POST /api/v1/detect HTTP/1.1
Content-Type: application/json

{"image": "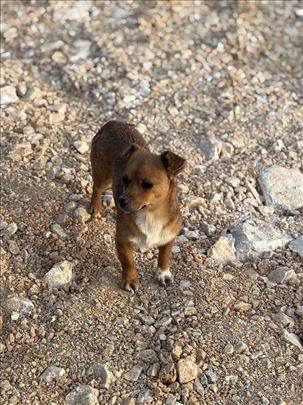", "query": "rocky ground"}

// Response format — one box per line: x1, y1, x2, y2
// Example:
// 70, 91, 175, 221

1, 1, 303, 404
